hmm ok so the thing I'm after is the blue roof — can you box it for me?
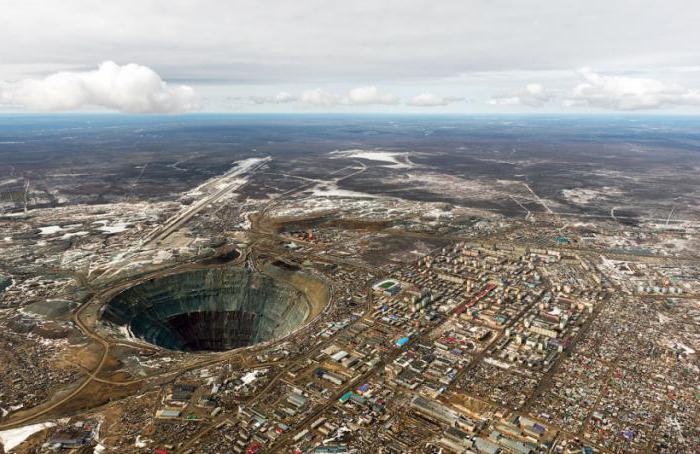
[395,337,409,347]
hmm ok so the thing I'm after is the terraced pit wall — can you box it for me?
[100,264,327,352]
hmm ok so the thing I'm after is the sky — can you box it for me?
[1,0,700,114]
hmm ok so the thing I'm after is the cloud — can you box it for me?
[406,93,459,107]
[272,91,296,103]
[250,91,297,104]
[347,86,398,105]
[0,61,198,113]
[299,88,340,106]
[258,86,399,107]
[246,87,465,109]
[489,83,553,107]
[5,2,700,90]
[313,89,464,107]
[564,67,700,110]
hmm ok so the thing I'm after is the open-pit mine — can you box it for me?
[101,266,320,352]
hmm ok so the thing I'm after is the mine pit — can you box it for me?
[101,266,315,352]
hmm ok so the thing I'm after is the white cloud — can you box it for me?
[489,83,553,107]
[564,67,700,110]
[299,88,340,106]
[3,2,700,113]
[0,61,198,113]
[5,1,700,90]
[406,93,458,107]
[252,86,399,107]
[250,91,297,104]
[272,91,296,103]
[347,86,398,105]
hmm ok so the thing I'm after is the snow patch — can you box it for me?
[0,422,55,452]
[134,435,152,448]
[330,149,415,169]
[309,182,377,199]
[39,225,63,235]
[61,231,89,240]
[94,221,130,234]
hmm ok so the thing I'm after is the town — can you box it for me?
[1,173,697,453]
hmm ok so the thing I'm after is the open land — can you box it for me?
[0,115,698,453]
